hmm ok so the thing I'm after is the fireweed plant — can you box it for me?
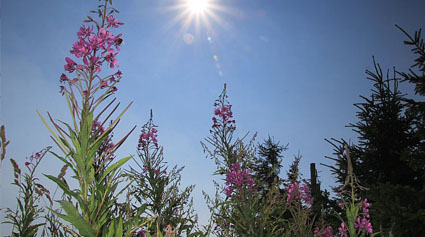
[37,0,148,236]
[201,85,314,236]
[4,147,52,236]
[333,145,377,237]
[126,112,199,236]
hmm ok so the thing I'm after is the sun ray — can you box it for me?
[160,0,234,40]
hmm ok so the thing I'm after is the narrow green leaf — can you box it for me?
[115,217,123,237]
[99,156,132,183]
[58,200,95,237]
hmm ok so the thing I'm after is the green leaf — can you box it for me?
[115,217,123,237]
[57,200,95,237]
[45,174,85,210]
[50,151,77,174]
[99,156,132,183]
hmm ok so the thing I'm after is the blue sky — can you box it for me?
[1,0,425,234]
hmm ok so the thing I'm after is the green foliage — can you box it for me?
[3,147,52,237]
[201,85,317,236]
[37,1,142,235]
[325,26,425,236]
[126,113,198,236]
[252,136,287,196]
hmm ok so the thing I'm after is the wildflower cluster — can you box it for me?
[59,3,124,96]
[339,222,348,237]
[24,151,42,168]
[5,147,52,236]
[355,199,373,234]
[225,162,256,197]
[211,90,236,131]
[138,118,159,149]
[286,181,312,205]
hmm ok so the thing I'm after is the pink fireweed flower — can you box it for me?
[286,182,299,202]
[104,48,118,68]
[338,222,347,237]
[70,39,89,58]
[338,201,345,209]
[83,55,102,73]
[64,57,77,73]
[107,15,119,28]
[138,122,159,149]
[225,162,256,197]
[77,25,93,39]
[354,198,373,234]
[97,27,112,43]
[60,74,69,83]
[314,226,333,237]
[59,86,65,95]
[362,198,371,218]
[211,102,236,130]
[100,80,109,89]
[286,182,312,205]
[88,34,103,50]
[76,64,86,70]
[115,70,122,77]
[355,217,373,234]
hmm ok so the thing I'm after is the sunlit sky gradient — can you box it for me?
[1,0,425,234]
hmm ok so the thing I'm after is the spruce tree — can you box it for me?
[325,26,425,236]
[252,136,287,195]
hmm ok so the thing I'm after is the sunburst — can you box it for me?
[163,0,231,39]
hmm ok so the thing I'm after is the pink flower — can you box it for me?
[59,86,65,95]
[100,80,109,89]
[286,182,312,205]
[115,70,122,77]
[25,161,31,167]
[76,64,86,70]
[77,25,93,39]
[314,226,333,237]
[64,57,77,73]
[211,103,236,130]
[105,48,118,68]
[60,73,69,83]
[355,217,373,234]
[88,34,103,50]
[225,163,255,197]
[107,15,119,28]
[70,39,88,58]
[338,222,347,237]
[286,182,299,202]
[354,198,373,234]
[98,28,112,42]
[138,123,159,149]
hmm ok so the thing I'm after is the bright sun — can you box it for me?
[186,0,209,14]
